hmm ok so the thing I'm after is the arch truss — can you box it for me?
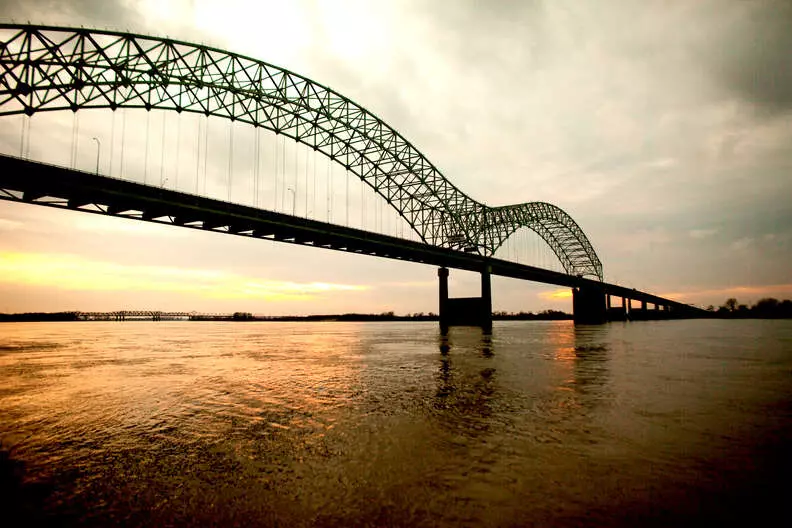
[0,24,603,280]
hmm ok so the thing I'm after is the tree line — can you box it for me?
[707,298,792,318]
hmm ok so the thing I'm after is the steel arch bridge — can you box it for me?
[0,24,603,280]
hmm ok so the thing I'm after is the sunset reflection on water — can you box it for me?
[1,320,791,526]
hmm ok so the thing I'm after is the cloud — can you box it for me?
[644,158,678,170]
[730,237,753,251]
[0,0,145,29]
[538,288,572,301]
[689,228,718,239]
[662,283,792,305]
[0,218,22,231]
[701,1,792,115]
[71,215,186,237]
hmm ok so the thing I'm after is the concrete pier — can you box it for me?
[573,286,607,324]
[438,267,493,332]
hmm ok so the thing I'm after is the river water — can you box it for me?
[1,320,790,526]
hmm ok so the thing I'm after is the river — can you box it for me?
[1,320,790,526]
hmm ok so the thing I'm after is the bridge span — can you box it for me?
[0,155,702,326]
[0,24,705,327]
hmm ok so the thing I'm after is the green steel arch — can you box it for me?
[0,24,603,280]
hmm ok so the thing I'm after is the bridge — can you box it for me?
[76,310,194,321]
[0,24,703,328]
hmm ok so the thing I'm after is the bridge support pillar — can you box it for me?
[573,286,607,325]
[438,267,449,334]
[437,266,492,333]
[480,266,493,332]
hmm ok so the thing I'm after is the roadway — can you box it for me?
[0,154,699,312]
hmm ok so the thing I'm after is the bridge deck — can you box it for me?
[0,155,697,312]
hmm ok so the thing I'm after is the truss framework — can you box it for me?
[0,24,602,279]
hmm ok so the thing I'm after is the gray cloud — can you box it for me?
[701,1,792,115]
[0,0,144,29]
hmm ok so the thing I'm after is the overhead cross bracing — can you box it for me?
[0,24,603,280]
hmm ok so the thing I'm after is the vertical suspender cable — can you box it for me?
[144,110,150,184]
[19,115,27,159]
[20,34,29,158]
[75,112,80,170]
[346,170,350,226]
[254,127,260,207]
[228,121,234,201]
[24,115,31,159]
[203,115,209,195]
[518,232,522,263]
[120,109,127,180]
[70,111,80,169]
[160,111,167,186]
[109,110,116,177]
[312,150,317,219]
[304,147,308,217]
[273,135,278,211]
[326,160,331,222]
[69,113,74,168]
[175,114,181,190]
[196,117,201,194]
[281,137,286,212]
[19,115,26,159]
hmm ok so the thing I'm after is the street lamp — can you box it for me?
[287,187,295,216]
[91,136,101,175]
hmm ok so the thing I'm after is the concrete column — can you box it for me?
[438,267,449,334]
[606,294,612,310]
[480,265,492,332]
[641,300,647,310]
[573,286,607,324]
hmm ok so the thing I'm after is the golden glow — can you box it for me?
[539,288,573,300]
[661,284,792,302]
[71,215,185,237]
[0,251,367,301]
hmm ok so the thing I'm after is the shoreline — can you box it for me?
[0,311,573,323]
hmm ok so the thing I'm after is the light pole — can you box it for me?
[287,187,295,216]
[91,136,101,175]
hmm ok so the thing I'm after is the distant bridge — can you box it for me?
[0,24,703,326]
[77,310,194,321]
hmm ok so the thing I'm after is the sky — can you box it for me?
[0,0,790,314]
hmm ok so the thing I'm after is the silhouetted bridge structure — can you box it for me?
[0,25,704,328]
[77,310,194,321]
